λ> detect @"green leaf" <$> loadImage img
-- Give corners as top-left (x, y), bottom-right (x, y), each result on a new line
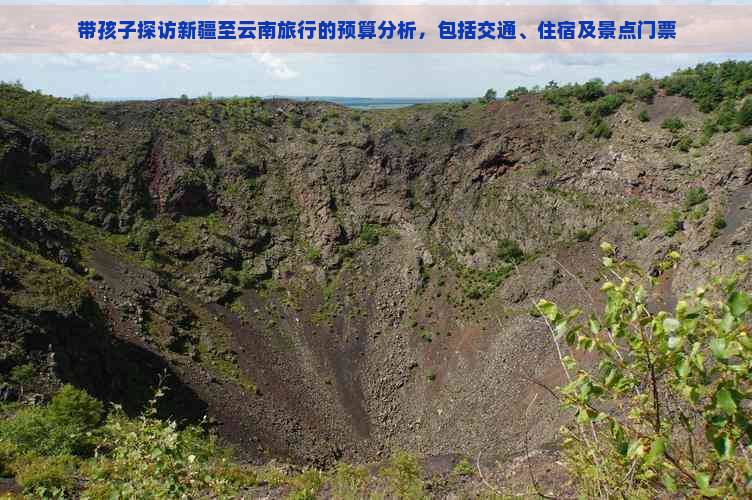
top-left (537, 299), bottom-right (558, 322)
top-left (562, 355), bottom-right (577, 371)
top-left (710, 338), bottom-right (731, 360)
top-left (663, 317), bottom-right (680, 333)
top-left (661, 473), bottom-right (677, 493)
top-left (565, 324), bottom-right (579, 345)
top-left (694, 472), bottom-right (710, 490)
top-left (588, 317), bottom-right (601, 335)
top-left (635, 285), bottom-right (646, 304)
top-left (676, 357), bottom-right (690, 379)
top-left (668, 336), bottom-right (685, 350)
top-left (567, 308), bottom-right (582, 321)
top-left (604, 366), bottom-right (619, 387)
top-left (645, 437), bottom-right (666, 466)
top-left (626, 439), bottom-right (644, 459)
top-left (712, 432), bottom-right (736, 460)
top-left (720, 312), bottom-right (736, 333)
top-left (729, 290), bottom-right (750, 318)
top-left (715, 387), bottom-right (737, 416)
top-left (554, 319), bottom-right (568, 340)
top-left (676, 299), bottom-right (688, 316)
top-left (739, 335), bottom-right (752, 351)
top-left (576, 408), bottom-right (591, 424)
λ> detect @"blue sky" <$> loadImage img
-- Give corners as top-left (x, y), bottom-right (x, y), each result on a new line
top-left (1, 0), bottom-right (751, 99)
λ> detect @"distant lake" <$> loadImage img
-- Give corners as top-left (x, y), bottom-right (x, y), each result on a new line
top-left (288, 96), bottom-right (471, 110)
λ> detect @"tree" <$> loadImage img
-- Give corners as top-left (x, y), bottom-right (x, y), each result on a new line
top-left (539, 244), bottom-right (752, 497)
top-left (634, 79), bottom-right (656, 103)
top-left (10, 364), bottom-right (34, 397)
top-left (737, 98), bottom-right (752, 127)
top-left (574, 78), bottom-right (605, 102)
top-left (483, 88), bottom-right (497, 103)
top-left (505, 86), bottom-right (529, 101)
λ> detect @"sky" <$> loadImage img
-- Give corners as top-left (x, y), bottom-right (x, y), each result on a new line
top-left (1, 0), bottom-right (751, 99)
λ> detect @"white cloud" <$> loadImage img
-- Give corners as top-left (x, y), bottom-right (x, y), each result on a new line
top-left (124, 54), bottom-right (191, 72)
top-left (39, 53), bottom-right (191, 72)
top-left (252, 52), bottom-right (299, 80)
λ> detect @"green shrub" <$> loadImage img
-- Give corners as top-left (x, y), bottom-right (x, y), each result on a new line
top-left (700, 119), bottom-right (719, 145)
top-left (452, 458), bottom-right (474, 477)
top-left (544, 246), bottom-right (752, 497)
top-left (634, 80), bottom-right (656, 102)
top-left (44, 109), bottom-right (62, 128)
top-left (691, 204), bottom-right (709, 221)
top-left (0, 406), bottom-right (89, 457)
top-left (496, 239), bottom-right (524, 263)
top-left (0, 385), bottom-right (102, 457)
top-left (717, 99), bottom-right (739, 132)
top-left (574, 79), bottom-right (605, 102)
top-left (575, 229), bottom-right (595, 242)
top-left (256, 110), bottom-right (272, 126)
top-left (10, 363), bottom-right (34, 395)
top-left (13, 455), bottom-right (77, 498)
top-left (595, 94), bottom-right (625, 116)
top-left (305, 246), bottom-right (320, 263)
top-left (638, 110), bottom-right (650, 122)
top-left (677, 136), bottom-right (693, 152)
top-left (544, 84), bottom-right (570, 107)
top-left (661, 116), bottom-right (684, 132)
top-left (714, 214), bottom-right (728, 230)
top-left (632, 225), bottom-right (649, 240)
top-left (664, 209), bottom-right (683, 236)
top-left (48, 384), bottom-right (103, 429)
top-left (656, 61), bottom-right (752, 112)
top-left (289, 489), bottom-right (316, 500)
top-left (735, 132), bottom-right (752, 145)
top-left (359, 224), bottom-right (380, 245)
top-left (589, 117), bottom-right (612, 139)
top-left (288, 468), bottom-right (325, 499)
top-left (505, 86), bottom-right (529, 101)
top-left (684, 187), bottom-right (708, 208)
top-left (559, 107), bottom-right (573, 122)
top-left (381, 451), bottom-right (425, 498)
top-left (738, 98), bottom-right (752, 127)
top-left (86, 390), bottom-right (232, 498)
top-left (14, 455), bottom-right (78, 496)
top-left (288, 113), bottom-right (302, 128)
top-left (127, 218), bottom-right (158, 253)
top-left (330, 463), bottom-right (368, 499)
top-left (0, 441), bottom-right (19, 477)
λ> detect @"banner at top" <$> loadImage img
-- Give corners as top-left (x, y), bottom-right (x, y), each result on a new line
top-left (0, 5), bottom-right (748, 53)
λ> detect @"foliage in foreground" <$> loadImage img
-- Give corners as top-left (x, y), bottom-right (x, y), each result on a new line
top-left (0, 384), bottom-right (254, 498)
top-left (539, 244), bottom-right (752, 498)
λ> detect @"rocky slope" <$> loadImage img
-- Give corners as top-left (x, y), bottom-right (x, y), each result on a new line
top-left (1, 68), bottom-right (751, 471)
